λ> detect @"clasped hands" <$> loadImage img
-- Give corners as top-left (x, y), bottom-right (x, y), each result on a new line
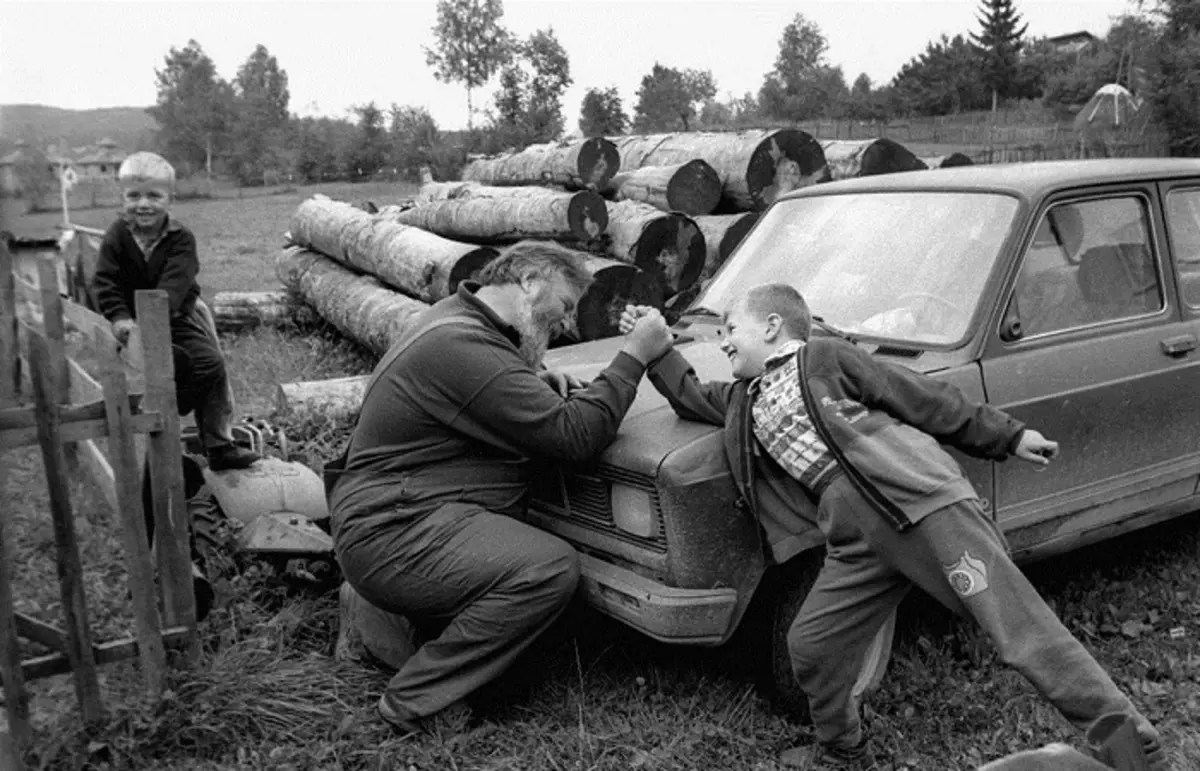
top-left (539, 305), bottom-right (675, 397)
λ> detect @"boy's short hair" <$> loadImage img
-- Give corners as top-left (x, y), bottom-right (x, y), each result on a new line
top-left (737, 283), bottom-right (813, 340)
top-left (118, 152), bottom-right (176, 188)
top-left (477, 240), bottom-right (593, 296)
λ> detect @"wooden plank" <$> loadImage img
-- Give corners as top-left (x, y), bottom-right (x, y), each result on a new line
top-left (21, 626), bottom-right (191, 681)
top-left (35, 260), bottom-right (70, 405)
top-left (94, 325), bottom-right (168, 698)
top-left (135, 291), bottom-right (197, 650)
top-left (0, 411), bottom-right (161, 452)
top-left (0, 395), bottom-right (143, 431)
top-left (0, 446), bottom-right (33, 761)
top-left (29, 335), bottom-right (104, 724)
top-left (14, 613), bottom-right (66, 652)
top-left (1, 240), bottom-right (17, 406)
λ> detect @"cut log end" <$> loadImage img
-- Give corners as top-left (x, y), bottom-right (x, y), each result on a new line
top-left (447, 246), bottom-right (500, 293)
top-left (578, 137), bottom-right (621, 190)
top-left (633, 215), bottom-right (705, 295)
top-left (666, 160), bottom-right (723, 216)
top-left (568, 191), bottom-right (610, 240)
top-left (922, 152), bottom-right (975, 169)
top-left (746, 130), bottom-right (829, 209)
top-left (859, 138), bottom-right (929, 176)
top-left (576, 259), bottom-right (666, 341)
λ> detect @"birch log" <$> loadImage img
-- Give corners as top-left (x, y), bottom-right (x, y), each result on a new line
top-left (602, 201), bottom-right (705, 296)
top-left (379, 187), bottom-right (608, 242)
top-left (693, 213), bottom-right (760, 280)
top-left (605, 160), bottom-right (722, 216)
top-left (610, 130), bottom-right (829, 211)
top-left (920, 152), bottom-right (974, 169)
top-left (820, 139), bottom-right (928, 180)
top-left (461, 137), bottom-right (620, 190)
top-left (576, 257), bottom-right (666, 341)
top-left (275, 246), bottom-right (430, 356)
top-left (210, 290), bottom-right (315, 332)
top-left (288, 196), bottom-right (497, 303)
top-left (276, 375), bottom-right (367, 423)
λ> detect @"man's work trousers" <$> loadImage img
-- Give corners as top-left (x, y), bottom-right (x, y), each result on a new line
top-left (170, 299), bottom-right (235, 449)
top-left (788, 474), bottom-right (1149, 751)
top-left (335, 502), bottom-right (581, 720)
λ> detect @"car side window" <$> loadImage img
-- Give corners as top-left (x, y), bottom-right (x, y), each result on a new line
top-left (1164, 188), bottom-right (1200, 308)
top-left (1010, 197), bottom-right (1163, 338)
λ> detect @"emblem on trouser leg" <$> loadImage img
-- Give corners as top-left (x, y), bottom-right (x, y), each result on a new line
top-left (943, 551), bottom-right (989, 598)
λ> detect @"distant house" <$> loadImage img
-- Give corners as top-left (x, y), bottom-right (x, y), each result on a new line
top-left (1047, 31), bottom-right (1099, 55)
top-left (0, 138), bottom-right (127, 195)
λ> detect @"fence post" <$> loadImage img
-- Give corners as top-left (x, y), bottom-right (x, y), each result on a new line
top-left (29, 335), bottom-right (105, 725)
top-left (94, 326), bottom-right (169, 698)
top-left (134, 291), bottom-right (198, 656)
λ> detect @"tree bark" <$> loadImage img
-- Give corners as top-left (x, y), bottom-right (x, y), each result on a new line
top-left (920, 152), bottom-right (974, 169)
top-left (819, 139), bottom-right (928, 180)
top-left (288, 195), bottom-right (498, 304)
top-left (275, 246), bottom-right (430, 356)
top-left (209, 290), bottom-right (315, 332)
top-left (610, 129), bottom-right (829, 211)
top-left (605, 160), bottom-right (722, 216)
top-left (381, 186), bottom-right (608, 242)
top-left (575, 256), bottom-right (665, 341)
top-left (600, 200), bottom-right (705, 296)
top-left (461, 137), bottom-right (620, 191)
top-left (275, 375), bottom-right (367, 423)
top-left (693, 213), bottom-right (760, 280)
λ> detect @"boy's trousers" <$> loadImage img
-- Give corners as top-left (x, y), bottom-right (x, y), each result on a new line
top-left (787, 473), bottom-right (1150, 750)
top-left (170, 299), bottom-right (236, 449)
top-left (334, 501), bottom-right (580, 720)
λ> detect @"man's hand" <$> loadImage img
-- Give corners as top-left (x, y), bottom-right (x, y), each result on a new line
top-left (621, 307), bottom-right (673, 365)
top-left (539, 369), bottom-right (587, 398)
top-left (1014, 429), bottom-right (1059, 466)
top-left (112, 318), bottom-right (137, 346)
top-left (619, 304), bottom-right (655, 336)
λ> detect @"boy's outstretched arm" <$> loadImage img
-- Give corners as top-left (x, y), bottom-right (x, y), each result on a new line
top-left (620, 305), bottom-right (734, 427)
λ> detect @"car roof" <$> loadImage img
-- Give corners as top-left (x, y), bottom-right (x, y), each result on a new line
top-left (779, 158), bottom-right (1200, 201)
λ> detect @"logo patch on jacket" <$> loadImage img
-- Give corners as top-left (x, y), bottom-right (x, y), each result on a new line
top-left (943, 551), bottom-right (989, 598)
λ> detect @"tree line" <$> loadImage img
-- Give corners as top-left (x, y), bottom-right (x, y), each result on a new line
top-left (146, 0), bottom-right (1200, 186)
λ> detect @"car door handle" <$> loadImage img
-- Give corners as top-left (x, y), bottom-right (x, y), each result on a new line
top-left (1160, 334), bottom-right (1198, 356)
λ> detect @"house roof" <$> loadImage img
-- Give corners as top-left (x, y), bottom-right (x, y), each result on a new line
top-left (1047, 31), bottom-right (1099, 45)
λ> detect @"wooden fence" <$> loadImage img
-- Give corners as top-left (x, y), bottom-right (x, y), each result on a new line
top-left (0, 236), bottom-right (198, 769)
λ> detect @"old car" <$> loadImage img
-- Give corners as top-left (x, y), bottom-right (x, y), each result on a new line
top-left (535, 158), bottom-right (1200, 708)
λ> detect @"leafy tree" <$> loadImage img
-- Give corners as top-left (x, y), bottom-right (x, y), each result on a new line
top-left (1152, 0), bottom-right (1200, 155)
top-left (390, 104), bottom-right (443, 180)
top-left (632, 64), bottom-right (717, 132)
top-left (891, 34), bottom-right (990, 115)
top-left (347, 102), bottom-right (390, 178)
top-left (578, 86), bottom-right (628, 136)
top-left (147, 40), bottom-right (232, 179)
top-left (971, 0), bottom-right (1029, 104)
top-left (293, 116), bottom-right (354, 182)
top-left (844, 73), bottom-right (888, 120)
top-left (488, 27), bottom-right (572, 146)
top-left (758, 13), bottom-right (848, 120)
top-left (229, 44), bottom-right (290, 185)
top-left (423, 0), bottom-right (513, 130)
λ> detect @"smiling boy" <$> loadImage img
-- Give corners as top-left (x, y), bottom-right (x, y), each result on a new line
top-left (621, 284), bottom-right (1163, 770)
top-left (91, 152), bottom-right (258, 470)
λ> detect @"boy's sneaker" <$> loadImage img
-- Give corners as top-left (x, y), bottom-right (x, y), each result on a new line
top-left (207, 444), bottom-right (260, 471)
top-left (780, 735), bottom-right (874, 769)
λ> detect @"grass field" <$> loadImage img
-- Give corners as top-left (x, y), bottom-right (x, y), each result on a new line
top-left (3, 181), bottom-right (1200, 770)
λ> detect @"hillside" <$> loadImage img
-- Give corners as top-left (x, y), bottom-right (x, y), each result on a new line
top-left (0, 104), bottom-right (157, 152)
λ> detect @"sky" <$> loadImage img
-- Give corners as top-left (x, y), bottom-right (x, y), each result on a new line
top-left (0, 0), bottom-right (1141, 133)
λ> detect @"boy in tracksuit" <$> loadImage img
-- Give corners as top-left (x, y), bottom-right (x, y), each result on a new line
top-left (621, 284), bottom-right (1163, 770)
top-left (91, 152), bottom-right (258, 471)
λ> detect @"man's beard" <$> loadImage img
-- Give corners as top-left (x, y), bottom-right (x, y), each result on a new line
top-left (513, 304), bottom-right (553, 368)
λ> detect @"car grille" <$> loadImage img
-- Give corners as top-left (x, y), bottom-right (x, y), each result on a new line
top-left (530, 465), bottom-right (668, 553)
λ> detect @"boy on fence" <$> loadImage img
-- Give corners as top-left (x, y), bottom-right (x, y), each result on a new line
top-left (90, 151), bottom-right (259, 471)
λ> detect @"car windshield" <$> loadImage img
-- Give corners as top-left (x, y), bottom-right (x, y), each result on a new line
top-left (695, 191), bottom-right (1020, 345)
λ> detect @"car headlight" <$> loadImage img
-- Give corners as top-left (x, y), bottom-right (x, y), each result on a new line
top-left (610, 484), bottom-right (656, 537)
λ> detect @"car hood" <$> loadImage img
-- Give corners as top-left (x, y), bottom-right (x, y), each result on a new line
top-left (546, 336), bottom-right (734, 479)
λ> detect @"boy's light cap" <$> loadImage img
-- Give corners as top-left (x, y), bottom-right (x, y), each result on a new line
top-left (119, 152), bottom-right (176, 185)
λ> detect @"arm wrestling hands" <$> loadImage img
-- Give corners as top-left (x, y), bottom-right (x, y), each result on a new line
top-left (538, 305), bottom-right (674, 397)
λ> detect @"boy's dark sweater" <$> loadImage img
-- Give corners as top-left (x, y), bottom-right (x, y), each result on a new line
top-left (91, 217), bottom-right (201, 322)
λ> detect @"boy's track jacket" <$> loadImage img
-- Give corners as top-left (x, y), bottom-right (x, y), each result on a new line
top-left (91, 217), bottom-right (201, 322)
top-left (647, 335), bottom-right (1025, 563)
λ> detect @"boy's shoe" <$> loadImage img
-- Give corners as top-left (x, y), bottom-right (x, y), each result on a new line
top-left (780, 736), bottom-right (874, 769)
top-left (207, 444), bottom-right (260, 471)
top-left (378, 695), bottom-right (423, 735)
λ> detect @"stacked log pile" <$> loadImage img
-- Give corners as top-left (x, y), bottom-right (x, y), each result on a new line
top-left (263, 130), bottom-right (974, 392)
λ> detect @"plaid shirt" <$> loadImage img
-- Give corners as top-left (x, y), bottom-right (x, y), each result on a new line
top-left (751, 340), bottom-right (839, 493)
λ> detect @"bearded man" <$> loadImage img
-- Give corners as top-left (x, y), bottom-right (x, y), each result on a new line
top-left (328, 240), bottom-right (674, 732)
